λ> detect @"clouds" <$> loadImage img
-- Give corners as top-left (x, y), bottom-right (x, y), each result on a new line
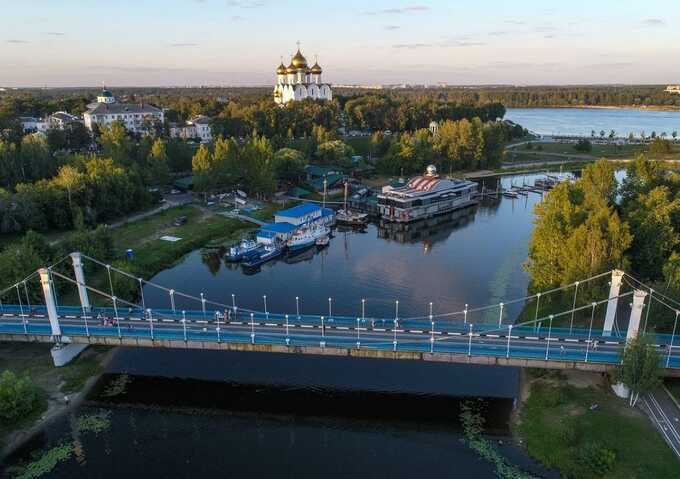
top-left (46, 32), bottom-right (65, 36)
top-left (641, 18), bottom-right (666, 27)
top-left (6, 39), bottom-right (29, 44)
top-left (169, 42), bottom-right (199, 47)
top-left (363, 5), bottom-right (429, 15)
top-left (385, 25), bottom-right (401, 30)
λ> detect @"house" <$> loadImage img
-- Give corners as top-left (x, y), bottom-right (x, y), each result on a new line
top-left (256, 222), bottom-right (297, 245)
top-left (83, 89), bottom-right (164, 135)
top-left (274, 203), bottom-right (335, 227)
top-left (169, 115), bottom-right (212, 143)
top-left (49, 112), bottom-right (80, 130)
top-left (304, 165), bottom-right (343, 181)
top-left (19, 117), bottom-right (49, 133)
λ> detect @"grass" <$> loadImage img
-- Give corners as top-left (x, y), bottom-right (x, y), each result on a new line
top-left (665, 378), bottom-right (680, 404)
top-left (344, 136), bottom-right (371, 156)
top-left (506, 141), bottom-right (680, 163)
top-left (0, 343), bottom-right (110, 449)
top-left (516, 371), bottom-right (680, 479)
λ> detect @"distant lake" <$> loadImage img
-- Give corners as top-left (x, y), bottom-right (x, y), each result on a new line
top-left (506, 107), bottom-right (680, 138)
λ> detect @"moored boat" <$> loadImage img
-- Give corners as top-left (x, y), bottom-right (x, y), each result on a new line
top-left (241, 244), bottom-right (282, 269)
top-left (287, 225), bottom-right (330, 251)
top-left (225, 239), bottom-right (262, 262)
top-left (315, 235), bottom-right (330, 247)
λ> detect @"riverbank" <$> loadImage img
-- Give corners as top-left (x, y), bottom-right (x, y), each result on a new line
top-left (0, 343), bottom-right (113, 459)
top-left (514, 370), bottom-right (680, 478)
top-left (68, 204), bottom-right (253, 306)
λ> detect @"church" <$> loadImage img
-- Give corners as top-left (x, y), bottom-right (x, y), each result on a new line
top-left (273, 45), bottom-right (332, 105)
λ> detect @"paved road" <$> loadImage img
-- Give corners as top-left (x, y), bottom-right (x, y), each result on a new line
top-left (641, 388), bottom-right (680, 459)
top-left (2, 306), bottom-right (679, 368)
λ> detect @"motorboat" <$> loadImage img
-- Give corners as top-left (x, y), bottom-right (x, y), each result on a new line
top-left (241, 244), bottom-right (282, 269)
top-left (315, 235), bottom-right (330, 247)
top-left (287, 225), bottom-right (330, 251)
top-left (225, 239), bottom-right (262, 262)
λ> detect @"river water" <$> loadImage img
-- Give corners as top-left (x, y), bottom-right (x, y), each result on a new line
top-left (506, 107), bottom-right (680, 138)
top-left (5, 173), bottom-right (562, 478)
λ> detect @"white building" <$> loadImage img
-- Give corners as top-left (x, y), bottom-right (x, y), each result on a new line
top-left (19, 117), bottom-right (50, 133)
top-left (83, 89), bottom-right (164, 135)
top-left (169, 115), bottom-right (212, 143)
top-left (49, 112), bottom-right (81, 130)
top-left (666, 85), bottom-right (680, 95)
top-left (273, 46), bottom-right (332, 105)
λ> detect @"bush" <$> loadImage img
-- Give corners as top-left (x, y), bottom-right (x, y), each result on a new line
top-left (569, 441), bottom-right (616, 478)
top-left (574, 139), bottom-right (593, 153)
top-left (0, 370), bottom-right (41, 423)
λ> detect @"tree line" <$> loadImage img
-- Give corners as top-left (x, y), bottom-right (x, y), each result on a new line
top-left (526, 157), bottom-right (680, 317)
top-left (373, 118), bottom-right (524, 175)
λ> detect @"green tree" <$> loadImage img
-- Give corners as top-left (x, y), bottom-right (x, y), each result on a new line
top-left (146, 138), bottom-right (171, 185)
top-left (648, 137), bottom-right (672, 156)
top-left (315, 140), bottom-right (354, 166)
top-left (191, 144), bottom-right (213, 192)
top-left (626, 186), bottom-right (680, 279)
top-left (99, 121), bottom-right (133, 165)
top-left (617, 335), bottom-right (661, 407)
top-left (0, 371), bottom-right (41, 423)
top-left (525, 161), bottom-right (632, 291)
top-left (273, 148), bottom-right (307, 183)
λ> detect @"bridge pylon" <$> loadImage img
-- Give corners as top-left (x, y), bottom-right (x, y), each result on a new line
top-left (38, 268), bottom-right (62, 340)
top-left (70, 252), bottom-right (90, 312)
top-left (626, 289), bottom-right (648, 343)
top-left (603, 269), bottom-right (624, 337)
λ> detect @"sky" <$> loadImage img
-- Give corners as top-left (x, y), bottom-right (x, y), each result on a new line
top-left (1, 0), bottom-right (679, 87)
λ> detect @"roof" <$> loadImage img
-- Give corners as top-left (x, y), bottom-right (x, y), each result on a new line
top-left (310, 173), bottom-right (344, 191)
top-left (287, 187), bottom-right (311, 197)
top-left (86, 102), bottom-right (162, 115)
top-left (259, 222), bottom-right (298, 234)
top-left (190, 115), bottom-right (210, 125)
top-left (276, 203), bottom-right (323, 218)
top-left (51, 112), bottom-right (79, 122)
top-left (173, 176), bottom-right (193, 189)
top-left (305, 165), bottom-right (343, 178)
top-left (100, 90), bottom-right (113, 97)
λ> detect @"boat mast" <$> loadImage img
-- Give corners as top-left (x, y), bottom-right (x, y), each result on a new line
top-left (343, 181), bottom-right (348, 212)
top-left (323, 176), bottom-right (327, 209)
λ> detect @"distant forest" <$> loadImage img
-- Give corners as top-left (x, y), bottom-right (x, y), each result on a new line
top-left (1, 84), bottom-right (678, 123)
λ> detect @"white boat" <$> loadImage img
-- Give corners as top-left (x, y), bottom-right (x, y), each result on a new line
top-left (315, 235), bottom-right (330, 247)
top-left (288, 225), bottom-right (330, 251)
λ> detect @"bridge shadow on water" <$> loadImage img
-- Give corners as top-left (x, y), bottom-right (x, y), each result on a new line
top-left (91, 348), bottom-right (521, 432)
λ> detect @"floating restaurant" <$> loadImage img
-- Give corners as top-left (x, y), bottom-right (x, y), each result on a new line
top-left (377, 165), bottom-right (478, 223)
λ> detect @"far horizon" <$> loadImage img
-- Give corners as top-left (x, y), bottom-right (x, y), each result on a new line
top-left (2, 0), bottom-right (679, 88)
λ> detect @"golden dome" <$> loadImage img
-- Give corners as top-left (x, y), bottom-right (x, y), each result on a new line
top-left (310, 62), bottom-right (322, 74)
top-left (291, 49), bottom-right (308, 69)
top-left (286, 62), bottom-right (296, 74)
top-left (276, 63), bottom-right (287, 75)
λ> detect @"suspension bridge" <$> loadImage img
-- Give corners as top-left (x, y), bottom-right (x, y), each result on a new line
top-left (1, 252), bottom-right (680, 376)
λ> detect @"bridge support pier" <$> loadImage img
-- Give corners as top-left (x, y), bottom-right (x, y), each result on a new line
top-left (38, 268), bottom-right (61, 340)
top-left (612, 289), bottom-right (648, 399)
top-left (603, 270), bottom-right (624, 337)
top-left (70, 252), bottom-right (90, 312)
top-left (39, 267), bottom-right (89, 367)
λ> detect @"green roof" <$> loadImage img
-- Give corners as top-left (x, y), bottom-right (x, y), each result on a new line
top-left (287, 187), bottom-right (311, 197)
top-left (174, 176), bottom-right (194, 190)
top-left (305, 165), bottom-right (344, 178)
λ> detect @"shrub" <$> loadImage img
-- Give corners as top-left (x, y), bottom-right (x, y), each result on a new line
top-left (0, 370), bottom-right (41, 423)
top-left (574, 139), bottom-right (593, 153)
top-left (571, 441), bottom-right (616, 478)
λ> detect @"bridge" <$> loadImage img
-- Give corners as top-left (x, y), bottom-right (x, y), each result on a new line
top-left (1, 252), bottom-right (680, 377)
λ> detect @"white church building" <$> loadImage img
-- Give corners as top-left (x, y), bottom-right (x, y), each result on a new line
top-left (273, 45), bottom-right (332, 105)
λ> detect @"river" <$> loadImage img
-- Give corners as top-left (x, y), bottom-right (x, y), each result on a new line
top-left (5, 173), bottom-right (560, 478)
top-left (506, 107), bottom-right (680, 138)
